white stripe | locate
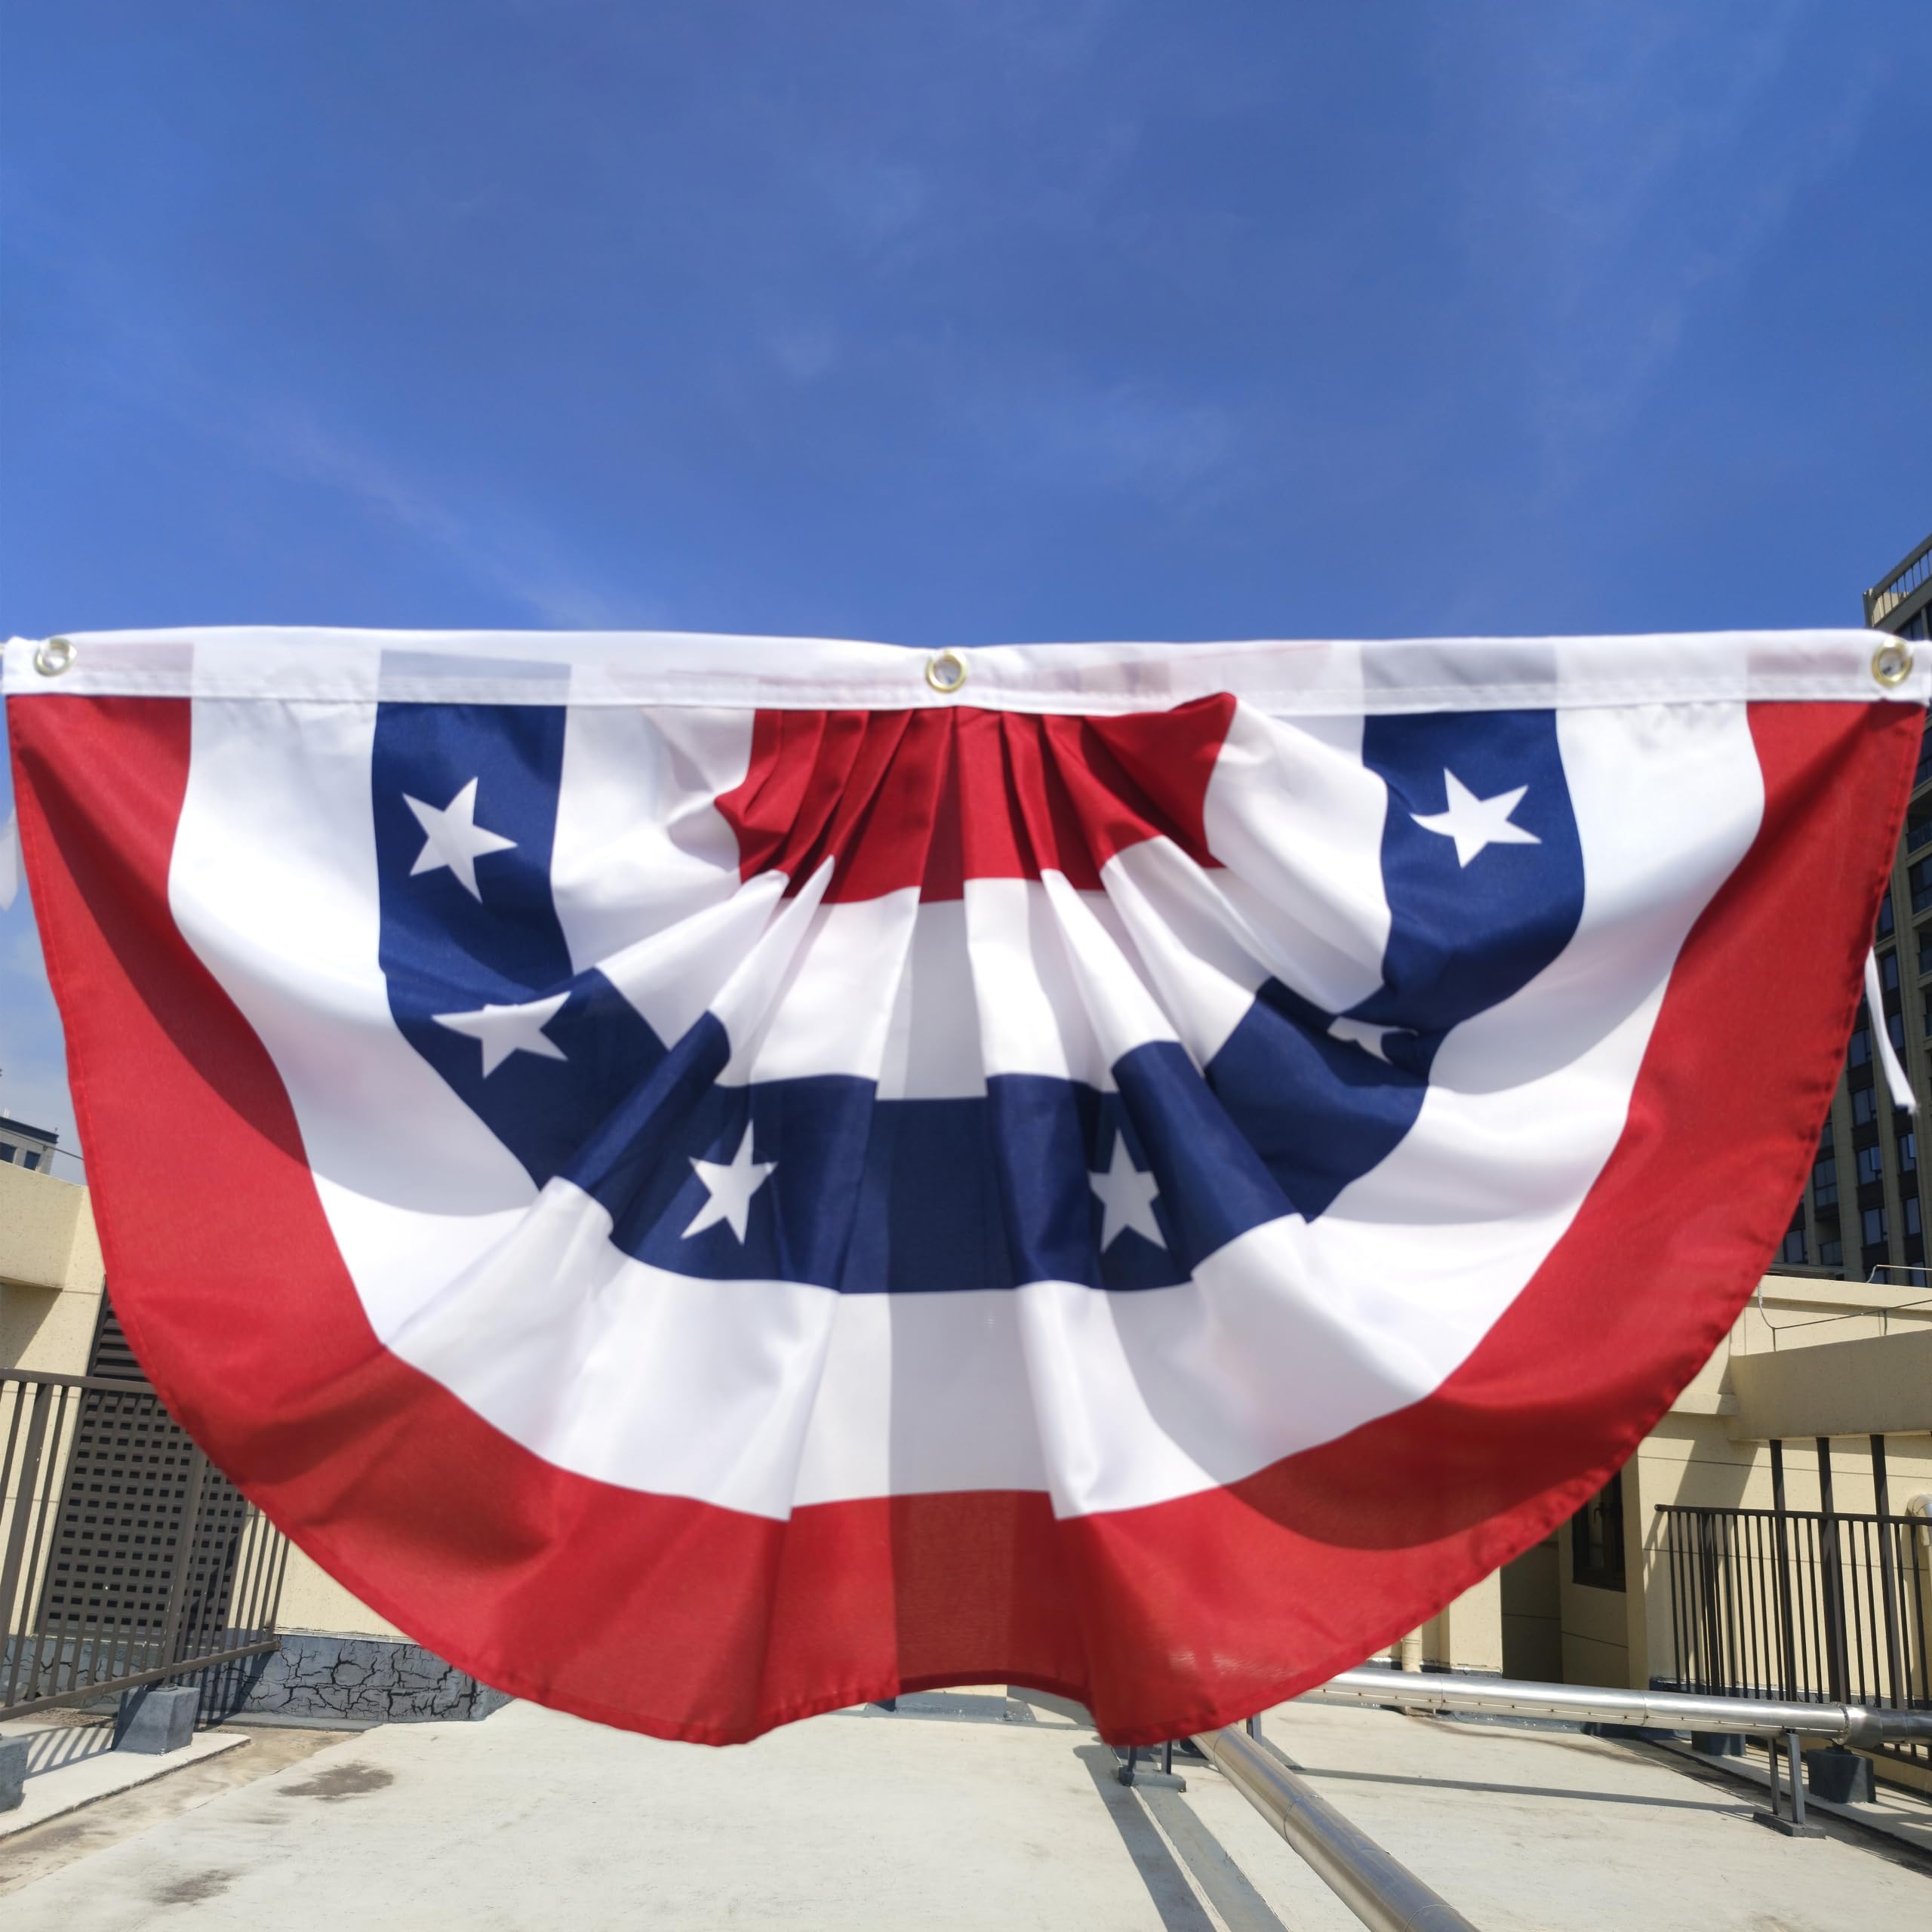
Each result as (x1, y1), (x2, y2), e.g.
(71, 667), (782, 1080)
(550, 702), (749, 976)
(1199, 705), (1389, 1019)
(10, 626), (1921, 714)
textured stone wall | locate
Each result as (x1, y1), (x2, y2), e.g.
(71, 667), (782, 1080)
(231, 1634), (511, 1725)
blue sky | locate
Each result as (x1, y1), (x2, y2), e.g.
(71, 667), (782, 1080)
(3, 1), (1928, 1163)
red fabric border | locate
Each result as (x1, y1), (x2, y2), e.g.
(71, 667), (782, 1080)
(8, 691), (1917, 1744)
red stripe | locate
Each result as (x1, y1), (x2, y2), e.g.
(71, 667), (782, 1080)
(8, 692), (1915, 1745)
(715, 698), (1235, 902)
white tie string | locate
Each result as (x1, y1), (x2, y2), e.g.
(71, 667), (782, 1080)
(1865, 947), (1917, 1115)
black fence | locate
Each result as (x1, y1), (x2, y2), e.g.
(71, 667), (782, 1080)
(2, 1369), (290, 1724)
(1657, 1438), (1932, 1774)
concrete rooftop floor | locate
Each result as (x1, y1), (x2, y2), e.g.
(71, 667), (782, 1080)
(2, 1690), (1927, 1930)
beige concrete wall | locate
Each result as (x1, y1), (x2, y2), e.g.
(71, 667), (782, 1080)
(1423, 1565), (1504, 1675)
(1500, 1535), (1563, 1682)
(0, 1161), (106, 1379)
(0, 1158), (100, 1297)
(276, 1552), (407, 1639)
(1730, 1329), (1932, 1441)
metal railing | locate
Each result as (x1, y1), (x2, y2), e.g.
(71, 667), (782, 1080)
(2, 1370), (291, 1723)
(1303, 1665), (1932, 1751)
(1300, 1665), (1932, 1841)
(1656, 1440), (1932, 1774)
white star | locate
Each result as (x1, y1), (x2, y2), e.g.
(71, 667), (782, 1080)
(684, 1122), (777, 1243)
(1090, 1131), (1165, 1252)
(404, 779), (517, 899)
(1411, 770), (1542, 868)
(433, 992), (570, 1076)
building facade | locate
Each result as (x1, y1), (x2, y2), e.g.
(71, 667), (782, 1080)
(0, 1115), (60, 1175)
(1779, 531), (1932, 1281)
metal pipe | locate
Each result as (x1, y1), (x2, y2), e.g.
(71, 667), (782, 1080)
(1193, 1722), (1478, 1932)
(1303, 1666), (1932, 1751)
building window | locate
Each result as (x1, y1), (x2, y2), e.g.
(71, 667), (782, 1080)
(1780, 1229), (1808, 1264)
(1888, 1010), (1906, 1052)
(1570, 1472), (1626, 1592)
(1910, 857), (1932, 915)
(1850, 1027), (1872, 1068)
(1907, 1197), (1923, 1238)
(20, 1150), (39, 1171)
(1854, 1088), (1878, 1125)
(0, 1140), (14, 1164)
(1901, 1132), (1917, 1174)
(1879, 888), (1897, 934)
(1858, 1144), (1886, 1185)
(1813, 1157), (1838, 1209)
(1820, 1238), (1844, 1265)
(1863, 1205), (1888, 1246)
(1818, 1120), (1834, 1154)
(1881, 949), (1902, 990)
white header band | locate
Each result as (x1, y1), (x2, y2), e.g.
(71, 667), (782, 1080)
(4, 626), (1923, 715)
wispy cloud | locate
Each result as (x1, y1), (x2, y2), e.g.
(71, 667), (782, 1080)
(236, 401), (648, 629)
(954, 364), (1238, 507)
(1435, 1), (1887, 488)
(4, 180), (645, 631)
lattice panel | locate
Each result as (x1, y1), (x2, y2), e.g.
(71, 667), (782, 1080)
(35, 1292), (250, 1654)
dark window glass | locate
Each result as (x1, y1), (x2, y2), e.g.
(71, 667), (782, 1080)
(1907, 1196), (1923, 1238)
(1850, 1028), (1872, 1067)
(1888, 1011), (1906, 1051)
(1820, 1238), (1844, 1265)
(1780, 1229), (1808, 1264)
(20, 1150), (39, 1171)
(1818, 1120), (1835, 1154)
(1882, 949), (1902, 990)
(1858, 1145), (1886, 1185)
(1863, 1205), (1888, 1245)
(1900, 1132), (1917, 1173)
(1854, 1088), (1878, 1125)
(1909, 857), (1932, 914)
(1569, 1472), (1626, 1592)
(1879, 888), (1897, 934)
(0, 1140), (14, 1164)
(1813, 1157), (1838, 1209)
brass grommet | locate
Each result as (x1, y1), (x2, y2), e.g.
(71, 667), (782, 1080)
(924, 648), (968, 695)
(33, 636), (76, 678)
(1872, 639), (1914, 689)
